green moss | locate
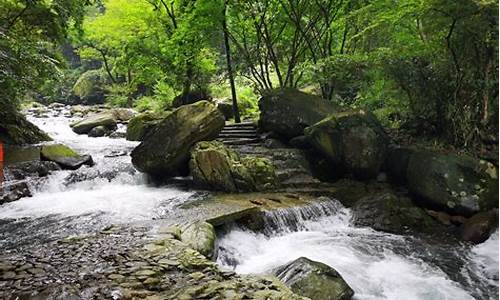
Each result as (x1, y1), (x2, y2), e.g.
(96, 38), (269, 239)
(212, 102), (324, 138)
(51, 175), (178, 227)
(41, 144), (79, 160)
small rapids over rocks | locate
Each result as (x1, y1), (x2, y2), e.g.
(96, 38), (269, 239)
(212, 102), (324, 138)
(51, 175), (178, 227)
(216, 199), (499, 300)
(0, 114), (195, 250)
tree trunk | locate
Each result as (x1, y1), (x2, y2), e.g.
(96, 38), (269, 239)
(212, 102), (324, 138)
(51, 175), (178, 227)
(223, 0), (241, 123)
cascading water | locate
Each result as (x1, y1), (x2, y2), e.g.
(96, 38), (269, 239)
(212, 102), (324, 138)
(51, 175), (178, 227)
(217, 199), (499, 300)
(0, 111), (195, 250)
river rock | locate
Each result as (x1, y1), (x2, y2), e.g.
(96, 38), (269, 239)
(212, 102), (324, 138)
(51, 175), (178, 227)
(0, 181), (31, 205)
(461, 210), (498, 244)
(352, 191), (442, 234)
(131, 101), (225, 177)
(71, 112), (117, 134)
(126, 113), (167, 141)
(406, 151), (498, 215)
(40, 144), (93, 170)
(88, 126), (109, 137)
(273, 257), (354, 300)
(305, 109), (389, 179)
(0, 108), (51, 145)
(189, 141), (277, 192)
(259, 88), (339, 140)
(180, 222), (216, 258)
(112, 108), (136, 122)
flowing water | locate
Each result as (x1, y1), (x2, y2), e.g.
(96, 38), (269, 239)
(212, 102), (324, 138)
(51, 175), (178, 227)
(217, 201), (499, 300)
(0, 109), (498, 299)
(0, 111), (195, 250)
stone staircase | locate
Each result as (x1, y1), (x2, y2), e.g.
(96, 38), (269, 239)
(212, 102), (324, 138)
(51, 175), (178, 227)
(217, 122), (261, 146)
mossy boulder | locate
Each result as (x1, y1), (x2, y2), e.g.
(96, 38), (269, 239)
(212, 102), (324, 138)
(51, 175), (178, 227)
(352, 191), (443, 234)
(274, 257), (354, 300)
(131, 101), (225, 177)
(305, 109), (389, 179)
(111, 108), (136, 122)
(259, 88), (339, 140)
(406, 151), (498, 215)
(71, 112), (117, 134)
(189, 141), (278, 192)
(72, 70), (108, 104)
(126, 112), (167, 141)
(0, 109), (51, 145)
(40, 144), (93, 170)
(180, 222), (216, 258)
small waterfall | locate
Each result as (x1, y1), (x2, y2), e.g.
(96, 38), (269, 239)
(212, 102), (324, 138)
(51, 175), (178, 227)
(259, 198), (350, 235)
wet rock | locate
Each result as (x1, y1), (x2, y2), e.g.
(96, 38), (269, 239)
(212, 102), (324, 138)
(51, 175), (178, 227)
(274, 257), (354, 300)
(7, 160), (60, 179)
(126, 112), (167, 141)
(71, 112), (117, 134)
(461, 210), (498, 244)
(41, 144), (93, 170)
(259, 88), (339, 140)
(406, 151), (498, 215)
(131, 101), (225, 177)
(88, 125), (110, 137)
(305, 109), (389, 179)
(189, 141), (278, 192)
(181, 222), (216, 258)
(0, 108), (51, 145)
(352, 191), (443, 234)
(0, 181), (31, 204)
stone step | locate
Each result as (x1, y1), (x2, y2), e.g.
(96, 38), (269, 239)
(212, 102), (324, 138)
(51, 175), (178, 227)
(223, 123), (256, 129)
(219, 133), (259, 139)
(221, 138), (262, 146)
(220, 129), (258, 134)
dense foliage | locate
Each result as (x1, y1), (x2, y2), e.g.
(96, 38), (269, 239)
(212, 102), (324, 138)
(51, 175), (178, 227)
(1, 0), (498, 148)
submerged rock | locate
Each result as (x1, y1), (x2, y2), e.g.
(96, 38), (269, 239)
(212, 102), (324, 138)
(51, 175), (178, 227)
(131, 101), (225, 177)
(274, 257), (354, 300)
(305, 109), (388, 179)
(0, 181), (31, 205)
(40, 144), (93, 170)
(71, 112), (117, 134)
(406, 151), (498, 215)
(259, 88), (339, 140)
(461, 210), (498, 244)
(189, 141), (277, 192)
(180, 222), (216, 258)
(126, 112), (167, 141)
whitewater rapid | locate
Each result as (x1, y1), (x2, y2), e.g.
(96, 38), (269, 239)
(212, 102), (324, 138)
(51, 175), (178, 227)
(217, 201), (499, 300)
(0, 114), (195, 249)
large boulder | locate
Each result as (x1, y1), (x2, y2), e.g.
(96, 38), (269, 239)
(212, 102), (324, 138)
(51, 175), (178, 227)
(273, 257), (354, 300)
(259, 88), (339, 140)
(111, 108), (136, 122)
(352, 191), (443, 234)
(72, 70), (108, 104)
(40, 144), (93, 170)
(0, 109), (51, 145)
(406, 151), (498, 215)
(71, 112), (117, 134)
(180, 222), (216, 258)
(189, 141), (277, 192)
(305, 109), (389, 179)
(131, 101), (225, 177)
(126, 112), (167, 141)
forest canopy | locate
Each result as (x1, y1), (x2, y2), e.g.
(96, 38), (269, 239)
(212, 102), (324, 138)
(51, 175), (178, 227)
(0, 0), (498, 148)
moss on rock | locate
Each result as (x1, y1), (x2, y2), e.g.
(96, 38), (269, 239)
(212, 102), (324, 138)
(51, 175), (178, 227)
(189, 141), (278, 192)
